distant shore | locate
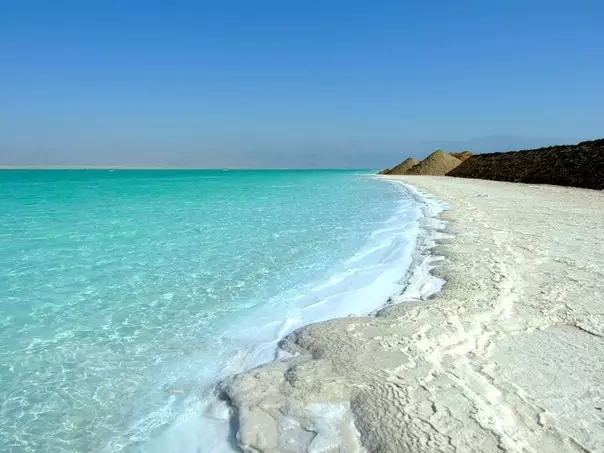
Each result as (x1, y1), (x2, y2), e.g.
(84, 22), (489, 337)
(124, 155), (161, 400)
(221, 175), (604, 453)
(0, 166), (372, 170)
(0, 166), (209, 170)
(0, 166), (232, 170)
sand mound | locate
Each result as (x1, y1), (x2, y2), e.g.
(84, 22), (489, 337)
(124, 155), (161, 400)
(450, 150), (473, 161)
(381, 158), (420, 175)
(406, 150), (462, 175)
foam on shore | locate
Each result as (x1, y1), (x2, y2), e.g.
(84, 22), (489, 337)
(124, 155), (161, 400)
(218, 179), (452, 452)
(221, 176), (604, 453)
(141, 178), (445, 453)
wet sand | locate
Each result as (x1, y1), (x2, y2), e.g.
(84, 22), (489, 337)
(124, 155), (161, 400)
(221, 176), (604, 453)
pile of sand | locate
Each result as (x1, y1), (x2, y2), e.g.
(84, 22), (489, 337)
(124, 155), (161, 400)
(450, 150), (473, 161)
(406, 150), (462, 175)
(379, 149), (465, 177)
(381, 158), (420, 175)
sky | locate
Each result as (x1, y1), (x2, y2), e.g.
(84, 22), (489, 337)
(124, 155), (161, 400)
(1, 0), (603, 168)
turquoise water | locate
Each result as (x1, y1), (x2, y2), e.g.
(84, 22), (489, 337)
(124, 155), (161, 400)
(0, 170), (422, 453)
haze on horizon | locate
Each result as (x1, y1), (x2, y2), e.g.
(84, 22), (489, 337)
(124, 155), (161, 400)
(1, 1), (602, 168)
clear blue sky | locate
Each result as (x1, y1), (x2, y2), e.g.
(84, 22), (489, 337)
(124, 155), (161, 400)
(1, 0), (603, 167)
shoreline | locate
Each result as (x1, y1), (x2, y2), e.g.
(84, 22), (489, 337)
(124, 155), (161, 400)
(1, 170), (428, 453)
(198, 175), (434, 453)
(379, 178), (448, 306)
(218, 177), (453, 452)
(220, 175), (604, 453)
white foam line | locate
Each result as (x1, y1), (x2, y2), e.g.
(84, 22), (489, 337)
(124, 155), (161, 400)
(376, 176), (450, 305)
(148, 174), (451, 453)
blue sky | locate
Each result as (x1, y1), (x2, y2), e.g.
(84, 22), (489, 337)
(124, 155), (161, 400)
(1, 1), (603, 167)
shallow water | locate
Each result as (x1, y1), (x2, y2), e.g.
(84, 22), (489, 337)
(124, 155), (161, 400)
(0, 170), (422, 452)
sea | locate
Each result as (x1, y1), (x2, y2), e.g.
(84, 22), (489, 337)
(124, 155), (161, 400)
(0, 169), (423, 453)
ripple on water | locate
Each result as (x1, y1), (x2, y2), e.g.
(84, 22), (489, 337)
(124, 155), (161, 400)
(0, 170), (421, 452)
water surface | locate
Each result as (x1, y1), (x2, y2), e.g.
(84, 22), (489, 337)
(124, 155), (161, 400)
(0, 170), (421, 452)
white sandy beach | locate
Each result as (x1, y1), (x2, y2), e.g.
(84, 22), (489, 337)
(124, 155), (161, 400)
(221, 176), (604, 453)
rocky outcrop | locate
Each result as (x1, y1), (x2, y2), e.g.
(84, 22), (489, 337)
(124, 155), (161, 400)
(447, 139), (604, 190)
(406, 150), (462, 176)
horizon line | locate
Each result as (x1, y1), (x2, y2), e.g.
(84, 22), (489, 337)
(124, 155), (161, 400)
(0, 165), (376, 171)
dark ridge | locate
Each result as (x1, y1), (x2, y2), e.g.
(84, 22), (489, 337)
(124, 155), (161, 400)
(447, 139), (604, 190)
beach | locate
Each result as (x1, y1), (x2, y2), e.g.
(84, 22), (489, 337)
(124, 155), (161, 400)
(222, 176), (604, 453)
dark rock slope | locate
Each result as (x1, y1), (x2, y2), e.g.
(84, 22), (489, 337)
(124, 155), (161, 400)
(447, 139), (604, 190)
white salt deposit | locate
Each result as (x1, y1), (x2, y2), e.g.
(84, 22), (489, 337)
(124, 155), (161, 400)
(222, 176), (604, 453)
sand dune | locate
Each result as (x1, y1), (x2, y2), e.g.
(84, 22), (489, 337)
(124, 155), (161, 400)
(380, 158), (420, 175)
(406, 150), (462, 175)
(221, 176), (604, 453)
(449, 150), (473, 161)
